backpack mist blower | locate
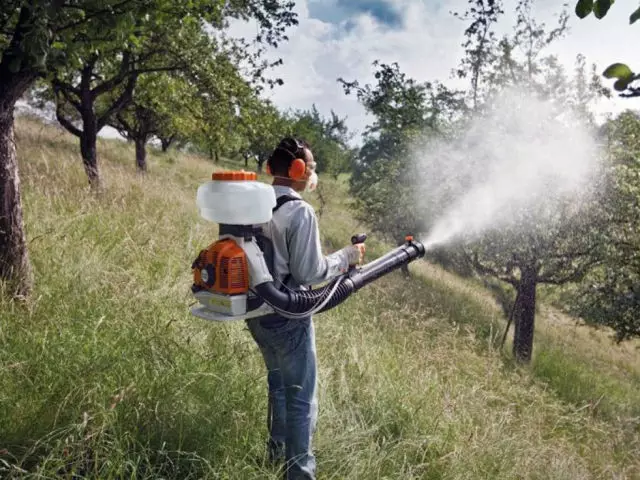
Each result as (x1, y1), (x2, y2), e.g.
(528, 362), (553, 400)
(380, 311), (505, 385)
(190, 171), (426, 322)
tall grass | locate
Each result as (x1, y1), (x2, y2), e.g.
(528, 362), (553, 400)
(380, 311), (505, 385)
(0, 117), (638, 479)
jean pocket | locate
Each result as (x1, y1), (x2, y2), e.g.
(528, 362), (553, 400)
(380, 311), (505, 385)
(259, 315), (290, 331)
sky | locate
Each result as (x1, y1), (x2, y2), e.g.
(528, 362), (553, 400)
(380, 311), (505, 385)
(228, 0), (638, 142)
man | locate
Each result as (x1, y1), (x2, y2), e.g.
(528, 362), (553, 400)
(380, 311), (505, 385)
(246, 137), (365, 479)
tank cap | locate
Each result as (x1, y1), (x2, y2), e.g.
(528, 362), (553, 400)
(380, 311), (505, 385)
(212, 170), (257, 181)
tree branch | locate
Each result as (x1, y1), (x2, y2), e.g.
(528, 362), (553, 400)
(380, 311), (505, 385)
(537, 270), (587, 285)
(0, 7), (41, 97)
(56, 106), (82, 138)
(52, 79), (82, 111)
(90, 51), (131, 98)
(537, 259), (597, 285)
(463, 248), (519, 287)
(501, 289), (521, 348)
(51, 78), (81, 97)
(113, 110), (134, 139)
(97, 74), (137, 130)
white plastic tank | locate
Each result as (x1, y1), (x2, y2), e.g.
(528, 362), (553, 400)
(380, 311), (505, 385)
(196, 171), (276, 225)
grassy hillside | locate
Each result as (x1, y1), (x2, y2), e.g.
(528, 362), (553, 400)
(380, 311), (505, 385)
(0, 116), (638, 479)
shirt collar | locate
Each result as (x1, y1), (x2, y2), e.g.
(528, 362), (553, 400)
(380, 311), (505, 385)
(273, 184), (302, 199)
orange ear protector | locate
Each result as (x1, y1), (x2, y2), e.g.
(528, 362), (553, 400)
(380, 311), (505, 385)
(266, 139), (308, 181)
(288, 158), (307, 180)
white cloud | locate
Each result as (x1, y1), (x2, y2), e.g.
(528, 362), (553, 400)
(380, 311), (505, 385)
(231, 0), (636, 141)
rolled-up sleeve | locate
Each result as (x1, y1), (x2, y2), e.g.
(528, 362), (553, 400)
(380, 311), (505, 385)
(287, 204), (349, 286)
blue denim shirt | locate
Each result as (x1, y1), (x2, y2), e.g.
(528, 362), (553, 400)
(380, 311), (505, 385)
(258, 185), (349, 289)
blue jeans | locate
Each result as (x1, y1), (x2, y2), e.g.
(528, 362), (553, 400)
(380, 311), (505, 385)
(247, 314), (318, 480)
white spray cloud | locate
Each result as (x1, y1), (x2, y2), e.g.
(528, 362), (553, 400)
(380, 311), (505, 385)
(413, 87), (603, 250)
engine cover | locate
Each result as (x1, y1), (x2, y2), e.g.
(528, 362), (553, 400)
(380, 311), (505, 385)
(192, 238), (249, 295)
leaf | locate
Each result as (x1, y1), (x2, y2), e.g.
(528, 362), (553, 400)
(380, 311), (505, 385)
(613, 78), (630, 92)
(593, 0), (614, 19)
(631, 6), (640, 24)
(603, 63), (633, 80)
(575, 0), (594, 18)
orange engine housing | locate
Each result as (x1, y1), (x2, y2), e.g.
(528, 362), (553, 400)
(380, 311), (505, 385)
(192, 239), (249, 295)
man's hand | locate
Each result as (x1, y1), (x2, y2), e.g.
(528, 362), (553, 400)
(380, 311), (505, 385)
(345, 243), (366, 266)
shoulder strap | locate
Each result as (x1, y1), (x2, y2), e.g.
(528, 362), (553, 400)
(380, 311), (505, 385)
(273, 194), (301, 213)
(270, 195), (301, 290)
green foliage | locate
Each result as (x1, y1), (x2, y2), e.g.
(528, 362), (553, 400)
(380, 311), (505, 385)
(575, 0), (594, 18)
(574, 0), (639, 97)
(603, 63), (634, 81)
(594, 0), (614, 19)
(603, 63), (636, 92)
(104, 72), (207, 168)
(574, 0), (616, 19)
(230, 97), (359, 177)
(237, 98), (291, 170)
(287, 106), (356, 177)
(177, 52), (261, 162)
(567, 110), (640, 341)
(343, 0), (610, 362)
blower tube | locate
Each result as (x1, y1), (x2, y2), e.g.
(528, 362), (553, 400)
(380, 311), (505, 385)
(254, 240), (425, 316)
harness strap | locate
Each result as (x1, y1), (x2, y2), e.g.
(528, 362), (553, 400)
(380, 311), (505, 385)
(271, 195), (301, 289)
(272, 194), (300, 213)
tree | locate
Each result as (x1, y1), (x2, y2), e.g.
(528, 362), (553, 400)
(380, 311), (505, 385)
(107, 73), (177, 172)
(48, 1), (298, 186)
(288, 105), (356, 177)
(453, 0), (505, 109)
(452, 0), (607, 362)
(574, 0), (640, 97)
(239, 99), (291, 172)
(568, 110), (640, 341)
(182, 51), (260, 164)
(1, 2), (135, 296)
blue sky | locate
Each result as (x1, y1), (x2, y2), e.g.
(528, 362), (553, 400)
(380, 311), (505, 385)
(308, 0), (404, 28)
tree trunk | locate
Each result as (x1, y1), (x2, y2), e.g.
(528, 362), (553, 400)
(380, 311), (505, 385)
(0, 7), (40, 297)
(55, 56), (137, 188)
(513, 265), (537, 363)
(214, 150), (220, 164)
(160, 136), (174, 152)
(0, 107), (33, 297)
(135, 137), (147, 172)
(257, 156), (266, 173)
(79, 108), (100, 187)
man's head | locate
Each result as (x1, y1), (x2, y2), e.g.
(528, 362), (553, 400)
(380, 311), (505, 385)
(267, 137), (316, 192)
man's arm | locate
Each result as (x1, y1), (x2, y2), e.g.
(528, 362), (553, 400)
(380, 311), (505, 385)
(287, 204), (351, 286)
